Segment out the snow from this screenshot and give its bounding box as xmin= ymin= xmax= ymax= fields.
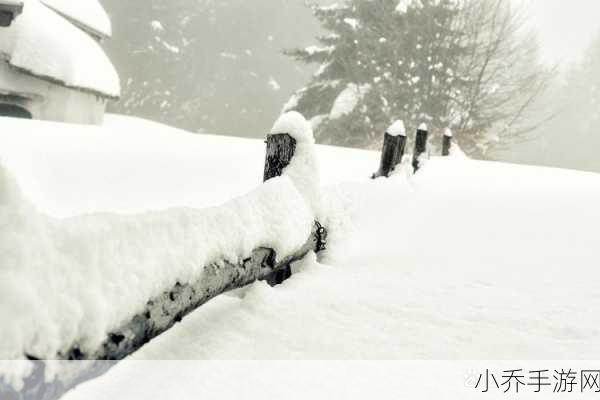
xmin=386 ymin=120 xmax=406 ymax=137
xmin=270 ymin=112 xmax=320 ymax=213
xmin=0 ymin=175 xmax=318 ymax=363
xmin=329 ymin=83 xmax=371 ymax=120
xmin=418 ymin=122 xmax=428 ymax=131
xmin=150 ymin=20 xmax=164 ymax=32
xmin=219 ymin=52 xmax=238 ymax=60
xmin=268 ymin=76 xmax=281 ymax=91
xmin=3 ymin=115 xmax=600 ymax=397
xmin=270 ymin=111 xmax=314 ymax=145
xmin=343 ymin=18 xmax=360 ymax=30
xmin=0 ymin=154 xmax=316 ymax=361
xmin=0 ymin=113 xmax=378 ymax=365
xmin=0 ymin=115 xmax=375 ymax=218
xmin=395 ymin=0 xmax=411 ymax=13
xmin=304 ymin=45 xmax=334 ymax=56
xmin=0 ymin=0 xmax=120 ymax=98
xmin=444 ymin=127 xmax=453 ymax=137
xmin=40 ymin=0 xmax=111 ymax=38
xmin=59 ymin=149 xmax=600 ymax=399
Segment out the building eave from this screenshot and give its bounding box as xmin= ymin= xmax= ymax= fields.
xmin=40 ymin=3 xmax=110 ymax=40
xmin=2 ymin=59 xmax=119 ymax=100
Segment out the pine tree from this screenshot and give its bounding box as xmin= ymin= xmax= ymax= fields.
xmin=285 ymin=0 xmax=550 ymax=157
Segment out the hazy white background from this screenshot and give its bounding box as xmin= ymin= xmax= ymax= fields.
xmin=517 ymin=0 xmax=600 ymax=65
xmin=102 ymin=0 xmax=600 ymax=171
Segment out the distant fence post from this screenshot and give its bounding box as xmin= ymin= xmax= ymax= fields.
xmin=442 ymin=128 xmax=452 ymax=157
xmin=412 ymin=123 xmax=428 ymax=172
xmin=263 ymin=133 xmax=297 ymax=286
xmin=373 ymin=120 xmax=406 ymax=178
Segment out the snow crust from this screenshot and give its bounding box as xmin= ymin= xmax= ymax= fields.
xmin=40 ymin=0 xmax=112 ymax=38
xmin=0 ymin=0 xmax=120 ymax=97
xmin=386 ymin=120 xmax=406 ymax=137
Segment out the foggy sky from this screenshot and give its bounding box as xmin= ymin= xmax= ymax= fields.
xmin=517 ymin=0 xmax=600 ymax=65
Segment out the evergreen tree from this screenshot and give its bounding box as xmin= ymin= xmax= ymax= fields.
xmin=285 ymin=0 xmax=551 ymax=157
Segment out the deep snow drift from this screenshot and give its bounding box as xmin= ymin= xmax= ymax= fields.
xmin=64 ymin=143 xmax=600 ymax=399
xmin=0 ymin=114 xmax=327 ymax=363
xmin=67 ymin=156 xmax=600 ymax=361
xmin=1 ymin=115 xmax=600 ymax=398
xmin=0 ymin=115 xmax=376 ymax=218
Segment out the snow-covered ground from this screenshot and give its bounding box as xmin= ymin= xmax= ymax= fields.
xmin=0 ymin=115 xmax=376 ymax=218
xmin=108 ymin=157 xmax=600 ymax=360
xmin=1 ymin=115 xmax=600 ymax=398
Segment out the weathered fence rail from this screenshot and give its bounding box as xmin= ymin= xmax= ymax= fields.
xmin=0 ymin=112 xmax=327 ymax=400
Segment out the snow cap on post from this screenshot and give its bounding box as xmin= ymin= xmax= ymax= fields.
xmin=418 ymin=122 xmax=428 ymax=131
xmin=270 ymin=111 xmax=315 ymax=145
xmin=386 ymin=120 xmax=406 ymax=137
xmin=265 ymin=111 xmax=320 ymax=213
xmin=444 ymin=127 xmax=453 ymax=137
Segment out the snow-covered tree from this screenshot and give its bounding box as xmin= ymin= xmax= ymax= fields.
xmin=284 ymin=0 xmax=551 ymax=156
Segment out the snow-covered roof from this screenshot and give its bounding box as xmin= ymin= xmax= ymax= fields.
xmin=0 ymin=0 xmax=120 ymax=98
xmin=40 ymin=0 xmax=111 ymax=39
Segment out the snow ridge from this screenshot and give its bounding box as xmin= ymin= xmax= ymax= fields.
xmin=0 ymin=157 xmax=315 ymax=361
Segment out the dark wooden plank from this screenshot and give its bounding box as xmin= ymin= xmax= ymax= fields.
xmin=412 ymin=126 xmax=429 ymax=172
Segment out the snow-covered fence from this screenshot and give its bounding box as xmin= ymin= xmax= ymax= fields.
xmin=373 ymin=121 xmax=456 ymax=177
xmin=263 ymin=113 xmax=326 ymax=284
xmin=0 ymin=112 xmax=326 ymax=400
xmin=374 ymin=120 xmax=448 ymax=177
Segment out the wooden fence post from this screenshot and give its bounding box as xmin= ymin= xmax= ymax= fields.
xmin=442 ymin=128 xmax=453 ymax=156
xmin=442 ymin=128 xmax=452 ymax=157
xmin=264 ymin=134 xmax=297 ymax=182
xmin=373 ymin=120 xmax=406 ymax=178
xmin=263 ymin=133 xmax=297 ymax=285
xmin=412 ymin=123 xmax=428 ymax=172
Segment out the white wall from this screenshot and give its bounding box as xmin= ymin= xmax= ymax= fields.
xmin=0 ymin=62 xmax=107 ymax=125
